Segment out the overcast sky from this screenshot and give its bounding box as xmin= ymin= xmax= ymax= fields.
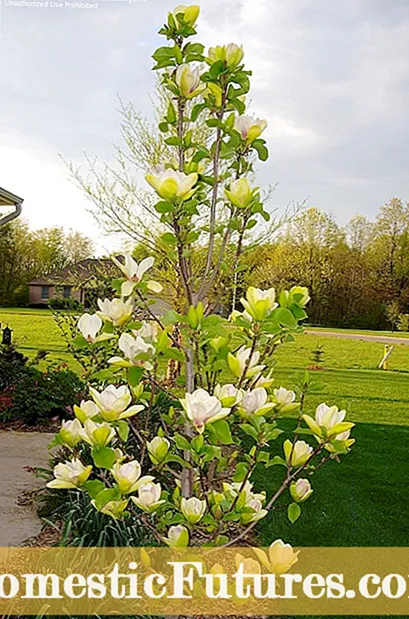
xmin=1 ymin=0 xmax=409 ymax=252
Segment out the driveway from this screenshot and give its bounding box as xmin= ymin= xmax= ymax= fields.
xmin=0 ymin=431 xmax=52 ymax=546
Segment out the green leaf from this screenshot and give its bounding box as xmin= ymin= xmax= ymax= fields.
xmin=158 ymin=122 xmax=169 ymax=133
xmin=161 ymin=232 xmax=178 ymax=245
xmin=165 ymin=136 xmax=182 ymax=146
xmin=117 ymin=420 xmax=130 ymax=442
xmin=265 ymin=455 xmax=287 ymax=468
xmin=72 ymin=335 xmax=88 ymax=349
xmin=233 ymin=462 xmax=249 ymax=482
xmin=94 ymin=488 xmax=120 ymax=511
xmin=92 ymin=447 xmax=116 ymax=470
xmin=84 ymin=480 xmax=106 ymax=499
xmin=154 ymin=201 xmax=173 ymax=214
xmin=210 ymin=419 xmax=233 ymax=445
xmin=288 ymin=502 xmax=301 ymax=523
xmin=166 ymin=102 xmax=177 ymax=124
xmin=252 ymin=139 xmax=269 ymax=161
xmin=164 ymin=348 xmax=186 ymax=362
xmin=173 ymin=434 xmax=192 ymax=451
xmin=127 ymin=366 xmax=143 ymax=387
xmin=240 ymin=424 xmax=259 ymax=441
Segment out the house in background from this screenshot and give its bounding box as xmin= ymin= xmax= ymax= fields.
xmin=28 ymin=258 xmax=118 ymax=306
xmin=0 ymin=187 xmax=24 ymax=227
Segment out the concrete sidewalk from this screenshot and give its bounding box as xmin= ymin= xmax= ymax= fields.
xmin=306 ymin=330 xmax=409 ymax=346
xmin=0 ymin=431 xmax=53 ymax=546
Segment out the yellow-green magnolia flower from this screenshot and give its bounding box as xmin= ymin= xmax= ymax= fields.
xmin=241 ymin=286 xmax=277 ymax=321
xmin=289 ymin=286 xmax=310 ymax=307
xmin=180 ymin=497 xmax=206 ymax=524
xmin=227 ymin=345 xmax=266 ymax=379
xmin=94 ymin=499 xmax=129 ymax=520
xmin=145 ymin=169 xmax=198 ymax=203
xmin=97 ymin=297 xmax=134 ymax=327
xmin=147 ymin=436 xmax=170 ymax=464
xmin=234 ymin=114 xmax=268 ymax=143
xmin=73 ymin=399 xmax=100 ymax=424
xmin=225 ymin=178 xmax=257 ymax=210
xmin=254 ymin=539 xmax=299 ymax=575
xmin=273 ymin=387 xmax=299 ymax=413
xmin=171 ymin=4 xmax=200 ymax=27
xmin=163 ymin=525 xmax=190 ymax=548
xmin=290 ymin=479 xmax=313 ymax=503
xmin=284 ymin=439 xmax=313 ymax=467
xmin=214 ymin=384 xmax=244 ymax=407
xmin=109 ymin=333 xmax=155 ymax=370
xmin=208 ymin=43 xmax=244 ymax=69
xmin=325 ymin=429 xmax=355 ymax=454
xmin=132 ymin=321 xmax=159 ymax=342
xmin=59 ymin=419 xmax=82 ymax=448
xmin=111 ymin=460 xmax=153 ymax=494
xmin=239 ymin=387 xmax=275 ymax=417
xmin=79 ymin=419 xmax=116 ymax=448
xmin=241 ymin=496 xmax=268 ymax=524
xmin=253 ymin=371 xmax=275 ymax=390
xmin=303 ymin=403 xmax=354 ymax=439
xmin=89 ymin=385 xmax=144 ymax=422
xmin=180 ymin=388 xmax=231 ymax=434
xmin=234 ymin=554 xmax=262 ymax=575
xmin=47 ymin=459 xmax=92 ymax=490
xmin=131 ymin=482 xmax=165 ymax=513
xmin=175 ymin=64 xmax=204 ymax=99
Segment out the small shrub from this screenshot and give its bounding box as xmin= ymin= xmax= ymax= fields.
xmin=49 ymin=296 xmax=83 ymax=311
xmin=0 ymin=366 xmax=86 ymax=425
xmin=0 ymin=344 xmax=29 ymax=390
xmin=398 ymin=314 xmax=409 ymax=332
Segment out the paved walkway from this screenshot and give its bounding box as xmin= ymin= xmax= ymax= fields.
xmin=306 ymin=330 xmax=409 ymax=346
xmin=0 ymin=431 xmax=53 ymax=546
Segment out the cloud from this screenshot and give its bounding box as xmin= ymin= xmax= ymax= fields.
xmin=1 ymin=0 xmax=409 ymax=243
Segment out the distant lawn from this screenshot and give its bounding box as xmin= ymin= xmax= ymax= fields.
xmin=256 ymin=420 xmax=409 ymax=547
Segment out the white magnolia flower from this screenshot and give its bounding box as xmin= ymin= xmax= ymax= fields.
xmin=97 ymin=297 xmax=134 ymax=326
xmin=163 ymin=525 xmax=189 ymax=548
xmin=180 ymin=497 xmax=206 ymax=524
xmin=284 ymin=439 xmax=313 ymax=467
xmin=234 ymin=115 xmax=268 ymax=143
xmin=181 ymin=388 xmax=231 ymax=433
xmin=77 ymin=313 xmax=103 ymax=343
xmin=111 ymin=254 xmax=161 ymax=297
xmin=303 ymin=403 xmax=354 ymax=439
xmin=228 ymin=345 xmax=266 ymax=379
xmin=89 ymin=385 xmax=144 ymax=422
xmin=290 ymin=479 xmax=313 ymax=503
xmin=46 ymin=459 xmax=92 ymax=490
xmin=109 ymin=333 xmax=155 ymax=369
xmin=59 ymin=419 xmax=82 ymax=448
xmin=131 ymin=482 xmax=165 ymax=513
xmin=73 ymin=399 xmax=100 ymax=424
xmin=94 ymin=499 xmax=129 ymax=520
xmin=176 ymin=64 xmax=204 ymax=99
xmin=79 ymin=420 xmax=116 ymax=448
xmin=242 ymin=496 xmax=268 ymax=524
xmin=133 ymin=321 xmax=159 ymax=342
xmin=240 ymin=387 xmax=275 ymax=416
xmin=111 ymin=460 xmax=154 ymax=494
xmin=145 ymin=169 xmax=198 ymax=203
xmin=273 ymin=387 xmax=299 ymax=413
xmin=214 ymin=384 xmax=244 ymax=407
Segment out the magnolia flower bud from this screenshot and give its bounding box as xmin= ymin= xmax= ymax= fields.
xmin=89 ymin=385 xmax=144 ymax=422
xmin=284 ymin=439 xmax=313 ymax=467
xmin=254 ymin=539 xmax=299 ymax=575
xmin=227 ymin=346 xmax=265 ymax=379
xmin=180 ymin=388 xmax=230 ymax=434
xmin=171 ymin=4 xmax=200 ymax=27
xmin=214 ymin=384 xmax=244 ymax=407
xmin=97 ymin=297 xmax=134 ymax=327
xmin=225 ymin=178 xmax=256 ymax=210
xmin=59 ymin=419 xmax=82 ymax=448
xmin=234 ymin=114 xmax=268 ymax=143
xmin=289 ymin=286 xmax=310 ymax=307
xmin=208 ymin=43 xmax=244 ymax=69
xmin=273 ymin=387 xmax=299 ymax=413
xmin=77 ymin=313 xmax=102 ymax=343
xmin=290 ymin=479 xmax=313 ymax=503
xmin=131 ymin=482 xmax=165 ymax=513
xmin=79 ymin=420 xmax=116 ymax=448
xmin=163 ymin=525 xmax=190 ymax=548
xmin=145 ymin=169 xmax=198 ymax=203
xmin=147 ymin=436 xmax=170 ymax=464
xmin=47 ymin=458 xmax=92 ymax=490
xmin=240 ymin=286 xmax=277 ymax=321
xmin=175 ymin=64 xmax=204 ymax=99
xmin=253 ymin=371 xmax=274 ymax=389
xmin=73 ymin=399 xmax=100 ymax=424
xmin=241 ymin=497 xmax=268 ymax=524
xmin=180 ymin=497 xmax=206 ymax=524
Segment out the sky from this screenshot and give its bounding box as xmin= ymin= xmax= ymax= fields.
xmin=1 ymin=0 xmax=409 ymax=253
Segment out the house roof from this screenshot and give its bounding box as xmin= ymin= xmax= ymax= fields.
xmin=0 ymin=187 xmax=24 ymax=226
xmin=29 ymin=258 xmax=120 ymax=286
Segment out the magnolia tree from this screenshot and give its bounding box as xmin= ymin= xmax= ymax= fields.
xmin=47 ymin=5 xmax=354 ymax=553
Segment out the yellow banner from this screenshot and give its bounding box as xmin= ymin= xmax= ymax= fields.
xmin=1 ymin=547 xmax=409 ymax=615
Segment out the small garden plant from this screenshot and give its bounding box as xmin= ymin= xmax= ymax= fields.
xmin=47 ymin=4 xmax=355 ymax=551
